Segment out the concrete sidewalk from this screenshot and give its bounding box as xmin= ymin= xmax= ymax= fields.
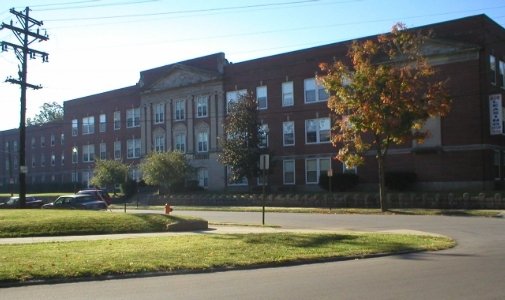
xmin=0 ymin=225 xmax=444 ymax=245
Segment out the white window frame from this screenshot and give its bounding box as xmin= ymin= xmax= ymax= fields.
xmin=99 ymin=114 xmax=106 ymax=133
xmin=127 ymin=138 xmax=141 ymax=159
xmin=174 ymin=100 xmax=185 ymax=121
xmin=305 ymin=157 xmax=331 ymax=184
xmin=154 ymin=135 xmax=165 ymax=152
xmin=175 ymin=133 xmax=186 ymax=153
xmin=304 ymin=78 xmax=329 ymax=103
xmin=282 ymin=81 xmax=294 ymax=107
xmin=197 ymin=131 xmax=209 ymax=153
xmin=72 ymin=119 xmax=78 ymax=136
xmin=256 ymin=86 xmax=267 ymax=110
xmin=82 ymin=144 xmax=95 ymax=163
xmin=305 ymin=117 xmax=331 ymax=144
xmin=490 ymin=55 xmax=497 ymax=86
xmin=196 ymin=95 xmax=208 ymax=118
xmin=283 ymin=159 xmax=295 ymax=185
xmin=114 ymin=141 xmax=121 ymax=160
xmin=226 ymin=89 xmax=247 ymax=112
xmin=82 ymin=116 xmax=95 ymax=135
xmin=197 ymin=168 xmax=209 ymax=188
xmin=100 ymin=142 xmax=106 ymax=160
xmin=127 ymin=108 xmax=140 ymax=128
xmin=283 ymin=121 xmax=295 ymax=146
xmin=154 ymin=103 xmax=165 ymax=124
xmin=114 ymin=111 xmax=121 ymax=130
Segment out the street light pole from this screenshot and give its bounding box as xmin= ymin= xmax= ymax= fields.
xmin=72 ymin=147 xmax=78 ymax=192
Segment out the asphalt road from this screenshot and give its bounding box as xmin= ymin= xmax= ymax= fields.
xmin=1 ymin=211 xmax=504 ymax=300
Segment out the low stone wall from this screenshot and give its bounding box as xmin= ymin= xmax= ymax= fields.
xmin=134 ymin=192 xmax=505 ymax=209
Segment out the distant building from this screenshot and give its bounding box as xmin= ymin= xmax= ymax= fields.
xmin=0 ymin=14 xmax=504 ymax=192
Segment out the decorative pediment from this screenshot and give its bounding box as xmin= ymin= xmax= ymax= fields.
xmin=141 ymin=64 xmax=221 ymax=93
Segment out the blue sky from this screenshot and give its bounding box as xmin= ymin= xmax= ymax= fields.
xmin=0 ymin=0 xmax=504 ymax=130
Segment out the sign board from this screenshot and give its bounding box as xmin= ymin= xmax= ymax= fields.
xmin=259 ymin=154 xmax=269 ymax=170
xmin=489 ymin=94 xmax=503 ymax=135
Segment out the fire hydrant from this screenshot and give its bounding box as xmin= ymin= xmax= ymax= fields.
xmin=164 ymin=203 xmax=173 ymax=215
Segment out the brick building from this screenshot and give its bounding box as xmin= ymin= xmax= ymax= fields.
xmin=1 ymin=14 xmax=504 ymax=192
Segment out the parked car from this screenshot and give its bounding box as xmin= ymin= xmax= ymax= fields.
xmin=0 ymin=196 xmax=44 ymax=208
xmin=76 ymin=189 xmax=112 ymax=205
xmin=41 ymin=194 xmax=108 ymax=210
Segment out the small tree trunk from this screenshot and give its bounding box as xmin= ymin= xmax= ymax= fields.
xmin=377 ymin=154 xmax=387 ymax=212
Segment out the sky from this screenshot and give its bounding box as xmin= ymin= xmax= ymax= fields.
xmin=0 ymin=0 xmax=504 ymax=131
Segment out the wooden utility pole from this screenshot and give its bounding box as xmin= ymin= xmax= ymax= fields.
xmin=1 ymin=7 xmax=48 ymax=208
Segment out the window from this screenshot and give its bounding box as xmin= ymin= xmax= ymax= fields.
xmin=499 ymin=60 xmax=505 ymax=88
xmin=127 ymin=139 xmax=141 ymax=159
xmin=100 ymin=143 xmax=106 ymax=160
xmin=305 ymin=118 xmax=330 ymax=144
xmin=154 ymin=135 xmax=165 ymax=152
xmin=31 ymin=155 xmax=36 ymax=168
xmin=114 ymin=111 xmax=121 ymax=130
xmin=256 ymin=86 xmax=267 ymax=109
xmin=51 ymin=154 xmax=55 ymax=166
xmin=60 ymin=133 xmax=64 ymax=145
xmin=82 ymin=116 xmax=95 ymax=135
xmin=304 ymin=78 xmax=329 ymax=103
xmin=50 ymin=134 xmax=55 ymax=147
xmin=175 ymin=133 xmax=186 ymax=153
xmin=196 ymin=95 xmax=208 ymax=118
xmin=31 ymin=137 xmax=36 ymax=148
xmin=99 ymin=114 xmax=106 ymax=133
xmin=226 ymin=89 xmax=247 ymax=112
xmin=114 ymin=141 xmax=121 ymax=160
xmin=490 ymin=55 xmax=497 ymax=85
xmin=72 ymin=148 xmax=78 ymax=164
xmin=305 ymin=157 xmax=330 ymax=184
xmin=61 ymin=152 xmax=65 ymax=166
xmin=283 ymin=160 xmax=295 ymax=185
xmin=259 ymin=124 xmax=269 ymax=148
xmin=283 ymin=121 xmax=295 ymax=146
xmin=127 ymin=108 xmax=140 ymax=128
xmin=282 ymin=81 xmax=294 ymax=106
xmin=72 ymin=119 xmax=78 ymax=136
xmin=40 ymin=154 xmax=45 ymax=167
xmin=197 ymin=168 xmax=209 ymax=188
xmin=40 ymin=136 xmax=45 ymax=148
xmin=174 ymin=100 xmax=185 ymax=121
xmin=83 ymin=144 xmax=95 ymax=162
xmin=197 ymin=131 xmax=209 ymax=152
xmin=154 ymin=103 xmax=165 ymax=124
xmin=343 ymin=163 xmax=357 ymax=174
xmin=227 ymin=166 xmax=248 ymax=186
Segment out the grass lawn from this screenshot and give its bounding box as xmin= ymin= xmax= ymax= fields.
xmin=0 ymin=232 xmax=455 ymax=283
xmin=0 ymin=210 xmax=206 ymax=238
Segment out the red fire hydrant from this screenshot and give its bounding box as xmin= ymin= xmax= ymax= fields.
xmin=164 ymin=203 xmax=173 ymax=215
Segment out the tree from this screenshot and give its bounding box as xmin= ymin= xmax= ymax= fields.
xmin=319 ymin=23 xmax=451 ymax=211
xmin=89 ymin=159 xmax=128 ymax=194
xmin=27 ymin=102 xmax=63 ymax=125
xmin=140 ymin=151 xmax=192 ymax=193
xmin=218 ymin=92 xmax=266 ymax=189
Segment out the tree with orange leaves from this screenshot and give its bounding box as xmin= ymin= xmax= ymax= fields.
xmin=319 ymin=23 xmax=451 ymax=211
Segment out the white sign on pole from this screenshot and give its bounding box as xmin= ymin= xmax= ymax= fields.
xmin=259 ymin=154 xmax=269 ymax=170
xmin=489 ymin=94 xmax=503 ymax=135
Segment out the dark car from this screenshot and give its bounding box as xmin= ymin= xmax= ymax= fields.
xmin=0 ymin=196 xmax=44 ymax=208
xmin=42 ymin=194 xmax=108 ymax=210
xmin=76 ymin=189 xmax=112 ymax=205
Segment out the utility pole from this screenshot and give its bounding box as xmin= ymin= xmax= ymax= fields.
xmin=1 ymin=7 xmax=49 ymax=208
